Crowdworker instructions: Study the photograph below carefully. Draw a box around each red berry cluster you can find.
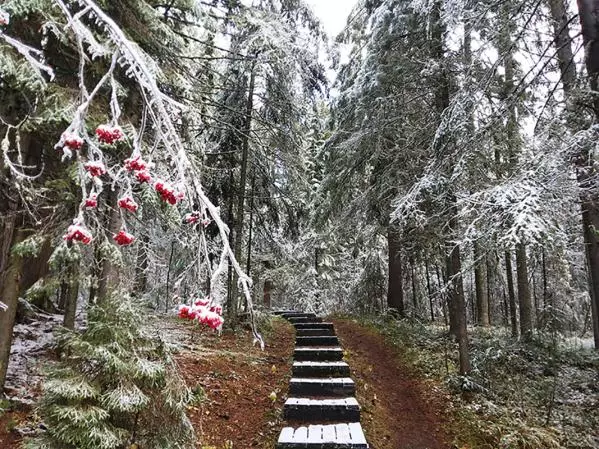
[84,161,107,177]
[154,180,184,205]
[118,195,138,213]
[63,224,93,244]
[85,193,98,209]
[113,229,135,246]
[96,125,124,145]
[177,299,224,330]
[63,133,84,151]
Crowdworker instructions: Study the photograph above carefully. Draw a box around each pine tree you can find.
[27,294,195,449]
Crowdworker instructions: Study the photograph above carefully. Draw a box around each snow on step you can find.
[273,310,298,316]
[276,422,369,448]
[294,322,334,330]
[289,377,355,396]
[282,312,317,319]
[294,347,344,362]
[296,336,340,346]
[284,397,361,422]
[297,328,336,336]
[289,316,324,324]
[292,361,350,377]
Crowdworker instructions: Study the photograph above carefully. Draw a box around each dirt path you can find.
[175,320,295,448]
[334,318,451,449]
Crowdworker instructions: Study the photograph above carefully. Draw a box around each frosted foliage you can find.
[0,1,262,346]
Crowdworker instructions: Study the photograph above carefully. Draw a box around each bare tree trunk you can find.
[445,212,470,374]
[425,259,435,321]
[573,0,599,348]
[0,228,26,391]
[134,235,149,295]
[505,251,519,338]
[229,63,256,324]
[516,242,533,340]
[165,241,175,313]
[410,257,418,316]
[474,242,490,326]
[96,189,122,304]
[387,226,404,316]
[487,252,496,324]
[63,258,80,329]
[263,279,273,309]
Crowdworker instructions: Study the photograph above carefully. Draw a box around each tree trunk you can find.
[134,235,149,295]
[96,188,122,304]
[63,258,80,329]
[165,240,175,313]
[425,259,435,321]
[516,242,533,340]
[572,0,599,348]
[387,226,404,316]
[445,212,471,375]
[263,279,273,309]
[410,257,418,316]
[0,228,26,391]
[474,242,490,326]
[505,251,519,337]
[229,63,256,324]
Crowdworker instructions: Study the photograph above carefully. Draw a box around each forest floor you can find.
[4,313,596,448]
[0,314,458,449]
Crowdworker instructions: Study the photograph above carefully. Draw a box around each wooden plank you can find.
[336,423,351,444]
[307,425,323,443]
[348,422,368,445]
[322,424,336,443]
[294,426,308,442]
[277,427,294,443]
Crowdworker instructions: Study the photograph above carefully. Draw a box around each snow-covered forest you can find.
[0,0,598,448]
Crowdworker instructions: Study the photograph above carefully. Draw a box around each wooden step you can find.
[289,316,323,324]
[282,312,317,319]
[292,361,350,378]
[273,310,297,316]
[297,328,336,336]
[289,377,355,397]
[276,423,368,448]
[294,322,332,330]
[294,347,344,362]
[284,397,360,422]
[296,336,340,346]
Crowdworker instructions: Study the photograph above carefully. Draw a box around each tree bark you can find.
[387,226,404,316]
[425,259,435,321]
[474,242,490,326]
[410,257,418,316]
[263,279,273,309]
[229,62,256,324]
[0,228,26,391]
[134,235,149,295]
[548,0,599,347]
[516,242,533,340]
[96,188,122,304]
[505,251,519,338]
[63,258,80,329]
[445,211,471,375]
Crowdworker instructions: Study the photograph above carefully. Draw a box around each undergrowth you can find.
[352,315,599,449]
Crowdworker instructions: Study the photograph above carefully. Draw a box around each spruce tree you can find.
[27,294,195,449]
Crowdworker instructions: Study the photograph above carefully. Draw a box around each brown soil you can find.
[333,318,452,449]
[175,319,295,448]
[0,410,28,448]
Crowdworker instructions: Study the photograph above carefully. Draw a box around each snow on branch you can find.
[1,2,263,347]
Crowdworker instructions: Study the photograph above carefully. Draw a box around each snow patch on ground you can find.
[4,314,63,405]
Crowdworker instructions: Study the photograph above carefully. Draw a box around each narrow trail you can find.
[333,319,451,449]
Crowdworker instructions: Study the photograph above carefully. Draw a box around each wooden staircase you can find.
[273,311,369,449]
